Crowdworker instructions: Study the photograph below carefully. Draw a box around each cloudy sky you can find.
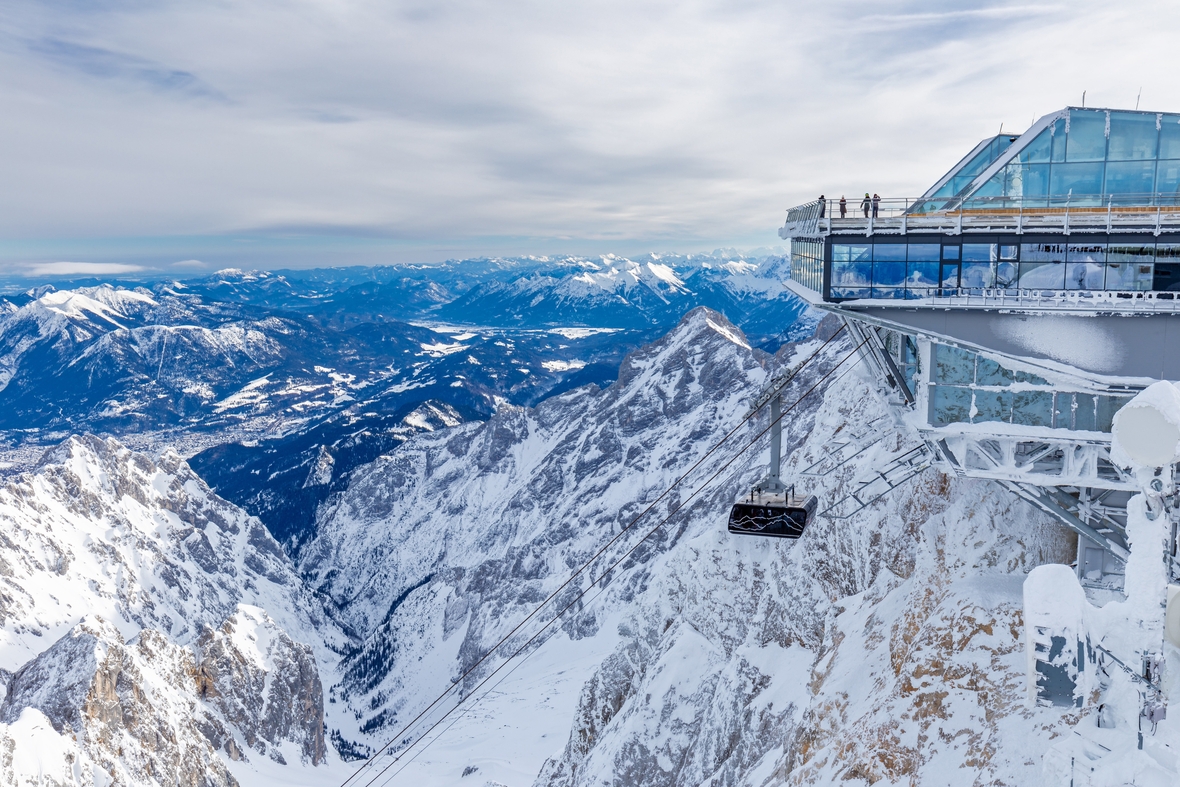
[2,0,1178,275]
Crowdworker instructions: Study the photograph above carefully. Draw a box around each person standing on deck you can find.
[861,193,871,218]
[839,196,847,217]
[818,195,825,218]
[872,193,881,218]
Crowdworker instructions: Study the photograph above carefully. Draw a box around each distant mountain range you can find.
[0,252,811,548]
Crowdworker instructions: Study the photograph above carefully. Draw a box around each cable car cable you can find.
[349,335,867,787]
[334,324,849,787]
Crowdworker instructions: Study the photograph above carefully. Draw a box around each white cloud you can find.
[26,262,146,276]
[0,0,1178,263]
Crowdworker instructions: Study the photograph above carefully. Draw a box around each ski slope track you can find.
[0,305,1108,786]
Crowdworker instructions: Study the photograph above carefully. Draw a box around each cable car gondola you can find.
[728,485,817,538]
[729,394,818,539]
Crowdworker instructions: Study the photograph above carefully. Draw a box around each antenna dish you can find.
[1112,381,1180,467]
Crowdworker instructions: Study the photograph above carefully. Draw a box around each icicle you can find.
[1158,113,1163,131]
[1104,110,1110,138]
[1064,110,1070,134]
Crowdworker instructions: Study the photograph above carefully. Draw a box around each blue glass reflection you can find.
[1108,112,1158,160]
[1065,110,1107,162]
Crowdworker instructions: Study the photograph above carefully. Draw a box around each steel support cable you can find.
[334,324,848,787]
[352,336,869,787]
[373,427,810,787]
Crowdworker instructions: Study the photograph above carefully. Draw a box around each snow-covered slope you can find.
[300,308,1084,786]
[0,437,347,783]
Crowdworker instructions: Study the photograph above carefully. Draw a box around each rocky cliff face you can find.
[0,437,338,784]
[195,605,326,765]
[1,616,239,787]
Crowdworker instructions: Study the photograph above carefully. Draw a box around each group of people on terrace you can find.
[817,194,881,219]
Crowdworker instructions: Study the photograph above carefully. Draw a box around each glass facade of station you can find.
[919,134,1018,206]
[963,109,1180,209]
[928,344,1132,432]
[822,235,1180,300]
[790,238,824,292]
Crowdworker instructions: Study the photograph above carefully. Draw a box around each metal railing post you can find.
[1107,195,1112,233]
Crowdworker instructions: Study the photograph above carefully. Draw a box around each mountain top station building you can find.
[781,106,1180,595]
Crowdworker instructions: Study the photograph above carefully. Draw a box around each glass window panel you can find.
[1153,263,1180,292]
[1096,395,1133,432]
[975,162,1051,204]
[1067,243,1106,263]
[1157,160,1180,205]
[1050,162,1105,198]
[940,262,960,288]
[972,390,1013,424]
[871,287,905,299]
[1160,116,1180,159]
[907,243,940,261]
[999,245,1019,260]
[1065,262,1105,290]
[832,243,872,262]
[1021,242,1067,262]
[943,246,960,260]
[1020,128,1052,164]
[1105,262,1154,291]
[1156,243,1180,261]
[872,261,906,286]
[996,261,1018,289]
[1014,368,1049,385]
[1073,393,1097,431]
[962,243,997,262]
[906,261,939,286]
[930,385,973,426]
[1107,243,1155,262]
[976,356,1014,386]
[831,287,871,300]
[872,243,906,261]
[1012,390,1055,427]
[1019,261,1066,289]
[1065,110,1108,162]
[1022,163,1051,200]
[1051,118,1067,163]
[831,260,872,287]
[934,344,975,385]
[1107,112,1159,160]
[1053,392,1071,429]
[960,261,996,288]
[1104,161,1155,198]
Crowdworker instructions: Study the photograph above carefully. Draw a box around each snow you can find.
[1112,380,1180,467]
[704,317,750,349]
[548,328,621,339]
[213,373,273,413]
[541,359,586,372]
[993,314,1123,373]
[420,341,469,357]
[0,707,85,785]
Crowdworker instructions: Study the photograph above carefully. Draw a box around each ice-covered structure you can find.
[781,106,1180,784]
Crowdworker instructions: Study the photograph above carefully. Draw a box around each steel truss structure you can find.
[829,311,1160,591]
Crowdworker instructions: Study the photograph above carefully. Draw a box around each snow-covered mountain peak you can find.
[35,285,157,325]
[0,434,345,667]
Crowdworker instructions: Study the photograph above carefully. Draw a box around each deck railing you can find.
[838,287,1180,314]
[782,193,1180,239]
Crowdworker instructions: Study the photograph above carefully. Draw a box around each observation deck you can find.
[777,106,1180,588]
